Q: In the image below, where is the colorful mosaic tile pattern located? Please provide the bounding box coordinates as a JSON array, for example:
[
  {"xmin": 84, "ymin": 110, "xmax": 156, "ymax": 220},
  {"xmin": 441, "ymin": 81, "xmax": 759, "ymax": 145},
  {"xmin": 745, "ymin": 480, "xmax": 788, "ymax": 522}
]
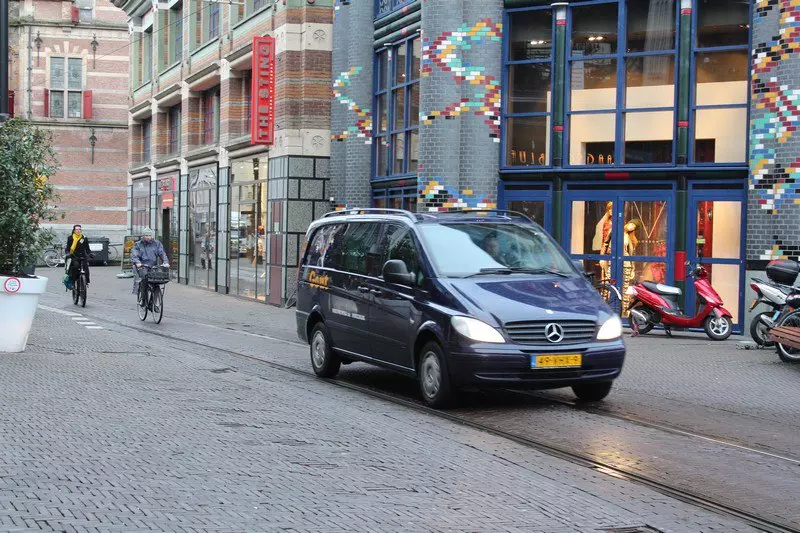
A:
[
  {"xmin": 759, "ymin": 242, "xmax": 800, "ymax": 261},
  {"xmin": 419, "ymin": 179, "xmax": 497, "ymax": 212},
  {"xmin": 420, "ymin": 20, "xmax": 503, "ymax": 142},
  {"xmin": 332, "ymin": 66, "xmax": 373, "ymax": 144},
  {"xmin": 750, "ymin": 0, "xmax": 800, "ymax": 213}
]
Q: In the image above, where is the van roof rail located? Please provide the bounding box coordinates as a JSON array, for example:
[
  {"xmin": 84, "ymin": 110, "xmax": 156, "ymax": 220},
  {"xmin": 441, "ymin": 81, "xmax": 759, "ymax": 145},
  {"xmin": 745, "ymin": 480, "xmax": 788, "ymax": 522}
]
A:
[
  {"xmin": 431, "ymin": 209, "xmax": 534, "ymax": 223},
  {"xmin": 322, "ymin": 208, "xmax": 419, "ymax": 222}
]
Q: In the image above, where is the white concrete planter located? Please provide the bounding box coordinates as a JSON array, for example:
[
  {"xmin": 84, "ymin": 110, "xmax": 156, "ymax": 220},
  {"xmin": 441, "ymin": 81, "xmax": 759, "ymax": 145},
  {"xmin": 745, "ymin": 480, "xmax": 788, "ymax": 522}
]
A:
[{"xmin": 0, "ymin": 275, "xmax": 48, "ymax": 352}]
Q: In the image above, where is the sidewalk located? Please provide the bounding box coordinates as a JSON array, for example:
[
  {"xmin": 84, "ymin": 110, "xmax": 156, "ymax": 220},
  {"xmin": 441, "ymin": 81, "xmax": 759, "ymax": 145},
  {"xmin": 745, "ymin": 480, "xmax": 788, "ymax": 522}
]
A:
[{"xmin": 0, "ymin": 279, "xmax": 758, "ymax": 531}]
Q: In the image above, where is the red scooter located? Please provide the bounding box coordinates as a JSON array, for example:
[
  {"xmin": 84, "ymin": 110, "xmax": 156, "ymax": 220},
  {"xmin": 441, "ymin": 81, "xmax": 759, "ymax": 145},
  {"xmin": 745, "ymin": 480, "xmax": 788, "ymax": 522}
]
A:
[{"xmin": 626, "ymin": 262, "xmax": 733, "ymax": 340}]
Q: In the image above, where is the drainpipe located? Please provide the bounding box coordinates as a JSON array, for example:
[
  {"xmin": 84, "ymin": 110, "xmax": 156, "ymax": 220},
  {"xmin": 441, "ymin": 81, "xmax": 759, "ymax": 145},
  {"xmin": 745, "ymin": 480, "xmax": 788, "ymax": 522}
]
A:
[{"xmin": 27, "ymin": 25, "xmax": 33, "ymax": 120}]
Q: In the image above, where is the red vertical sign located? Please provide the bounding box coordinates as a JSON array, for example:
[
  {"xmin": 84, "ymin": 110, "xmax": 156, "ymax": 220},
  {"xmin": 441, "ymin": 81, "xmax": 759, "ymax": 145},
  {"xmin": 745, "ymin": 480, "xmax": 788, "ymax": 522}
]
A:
[{"xmin": 250, "ymin": 36, "xmax": 275, "ymax": 145}]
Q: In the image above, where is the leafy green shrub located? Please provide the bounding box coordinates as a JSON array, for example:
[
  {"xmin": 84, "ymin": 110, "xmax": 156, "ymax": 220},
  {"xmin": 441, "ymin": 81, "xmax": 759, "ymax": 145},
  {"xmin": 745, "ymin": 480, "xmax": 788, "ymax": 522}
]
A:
[{"xmin": 0, "ymin": 119, "xmax": 61, "ymax": 276}]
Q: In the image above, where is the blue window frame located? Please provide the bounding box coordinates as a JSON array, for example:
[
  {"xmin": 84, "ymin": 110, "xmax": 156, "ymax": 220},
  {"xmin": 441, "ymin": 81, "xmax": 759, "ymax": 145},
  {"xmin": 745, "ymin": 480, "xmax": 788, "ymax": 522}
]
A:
[
  {"xmin": 565, "ymin": 0, "xmax": 679, "ymax": 168},
  {"xmin": 689, "ymin": 0, "xmax": 751, "ymax": 166},
  {"xmin": 373, "ymin": 35, "xmax": 420, "ymax": 181},
  {"xmin": 372, "ymin": 186, "xmax": 418, "ymax": 212},
  {"xmin": 499, "ymin": 182, "xmax": 553, "ymax": 232},
  {"xmin": 172, "ymin": 3, "xmax": 183, "ymax": 65},
  {"xmin": 375, "ymin": 0, "xmax": 415, "ymax": 20},
  {"xmin": 502, "ymin": 5, "xmax": 555, "ymax": 169}
]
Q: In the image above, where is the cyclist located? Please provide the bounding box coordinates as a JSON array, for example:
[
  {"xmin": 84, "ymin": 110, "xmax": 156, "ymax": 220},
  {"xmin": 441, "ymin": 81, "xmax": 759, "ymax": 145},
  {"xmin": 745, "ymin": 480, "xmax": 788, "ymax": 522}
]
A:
[
  {"xmin": 131, "ymin": 227, "xmax": 170, "ymax": 296},
  {"xmin": 65, "ymin": 224, "xmax": 91, "ymax": 285}
]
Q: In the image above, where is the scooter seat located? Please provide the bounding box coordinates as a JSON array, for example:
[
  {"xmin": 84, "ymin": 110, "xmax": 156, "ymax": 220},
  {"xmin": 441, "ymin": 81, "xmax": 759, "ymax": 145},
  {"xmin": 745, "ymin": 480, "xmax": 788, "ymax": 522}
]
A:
[{"xmin": 642, "ymin": 281, "xmax": 682, "ymax": 296}]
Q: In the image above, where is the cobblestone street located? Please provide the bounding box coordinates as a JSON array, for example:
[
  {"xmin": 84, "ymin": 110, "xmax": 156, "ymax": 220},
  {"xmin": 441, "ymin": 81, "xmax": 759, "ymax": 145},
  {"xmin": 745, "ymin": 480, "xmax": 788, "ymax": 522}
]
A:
[{"xmin": 0, "ymin": 267, "xmax": 797, "ymax": 532}]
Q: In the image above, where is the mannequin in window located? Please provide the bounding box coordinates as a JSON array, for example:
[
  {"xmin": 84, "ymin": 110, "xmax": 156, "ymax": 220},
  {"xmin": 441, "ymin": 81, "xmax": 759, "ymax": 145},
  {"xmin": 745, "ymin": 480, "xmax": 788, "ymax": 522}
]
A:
[
  {"xmin": 622, "ymin": 218, "xmax": 643, "ymax": 310},
  {"xmin": 592, "ymin": 201, "xmax": 613, "ymax": 279}
]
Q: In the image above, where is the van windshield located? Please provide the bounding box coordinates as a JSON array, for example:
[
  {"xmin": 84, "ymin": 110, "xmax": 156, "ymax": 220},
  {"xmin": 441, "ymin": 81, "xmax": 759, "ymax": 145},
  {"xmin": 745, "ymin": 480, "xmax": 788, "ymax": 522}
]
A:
[{"xmin": 418, "ymin": 222, "xmax": 575, "ymax": 278}]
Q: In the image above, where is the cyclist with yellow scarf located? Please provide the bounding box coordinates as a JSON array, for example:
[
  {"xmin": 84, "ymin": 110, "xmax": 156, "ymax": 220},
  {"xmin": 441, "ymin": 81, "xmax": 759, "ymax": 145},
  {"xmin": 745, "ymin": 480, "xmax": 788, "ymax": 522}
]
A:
[{"xmin": 65, "ymin": 224, "xmax": 92, "ymax": 284}]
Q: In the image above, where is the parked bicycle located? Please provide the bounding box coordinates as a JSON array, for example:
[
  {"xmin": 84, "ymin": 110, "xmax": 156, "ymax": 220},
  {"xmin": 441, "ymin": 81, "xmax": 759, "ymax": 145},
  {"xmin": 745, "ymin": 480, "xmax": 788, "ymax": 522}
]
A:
[
  {"xmin": 594, "ymin": 278, "xmax": 623, "ymax": 317},
  {"xmin": 71, "ymin": 255, "xmax": 89, "ymax": 307},
  {"xmin": 43, "ymin": 245, "xmax": 65, "ymax": 268},
  {"xmin": 137, "ymin": 265, "xmax": 169, "ymax": 324}
]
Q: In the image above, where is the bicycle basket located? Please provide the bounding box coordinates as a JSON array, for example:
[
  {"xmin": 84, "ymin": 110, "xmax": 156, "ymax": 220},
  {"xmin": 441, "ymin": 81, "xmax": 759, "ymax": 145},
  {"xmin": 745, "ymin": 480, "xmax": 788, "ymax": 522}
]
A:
[{"xmin": 146, "ymin": 267, "xmax": 171, "ymax": 284}]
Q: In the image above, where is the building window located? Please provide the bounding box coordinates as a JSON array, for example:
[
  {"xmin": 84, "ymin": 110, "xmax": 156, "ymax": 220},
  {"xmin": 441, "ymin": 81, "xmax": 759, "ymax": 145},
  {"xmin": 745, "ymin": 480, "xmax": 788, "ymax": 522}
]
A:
[
  {"xmin": 372, "ymin": 187, "xmax": 417, "ymax": 211},
  {"xmin": 504, "ymin": 7, "xmax": 554, "ymax": 167},
  {"xmin": 566, "ymin": 0, "xmax": 678, "ymax": 167},
  {"xmin": 168, "ymin": 105, "xmax": 181, "ymax": 155},
  {"xmin": 203, "ymin": 88, "xmax": 220, "ymax": 145},
  {"xmin": 142, "ymin": 119, "xmax": 152, "ymax": 163},
  {"xmin": 132, "ymin": 178, "xmax": 150, "ymax": 233},
  {"xmin": 243, "ymin": 72, "xmax": 252, "ymax": 133},
  {"xmin": 373, "ymin": 36, "xmax": 421, "ymax": 180},
  {"xmin": 208, "ymin": 2, "xmax": 220, "ymax": 40},
  {"xmin": 691, "ymin": 0, "xmax": 749, "ymax": 164},
  {"xmin": 76, "ymin": 0, "xmax": 93, "ymax": 23},
  {"xmin": 49, "ymin": 57, "xmax": 84, "ymax": 119},
  {"xmin": 171, "ymin": 2, "xmax": 183, "ymax": 65},
  {"xmin": 374, "ymin": 0, "xmax": 415, "ymax": 20},
  {"xmin": 142, "ymin": 28, "xmax": 153, "ymax": 83}
]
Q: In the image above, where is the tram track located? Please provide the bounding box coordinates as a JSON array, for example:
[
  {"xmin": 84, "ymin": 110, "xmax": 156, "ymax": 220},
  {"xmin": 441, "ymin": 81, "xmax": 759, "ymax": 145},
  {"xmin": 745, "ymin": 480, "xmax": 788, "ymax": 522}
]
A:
[{"xmin": 50, "ymin": 300, "xmax": 800, "ymax": 533}]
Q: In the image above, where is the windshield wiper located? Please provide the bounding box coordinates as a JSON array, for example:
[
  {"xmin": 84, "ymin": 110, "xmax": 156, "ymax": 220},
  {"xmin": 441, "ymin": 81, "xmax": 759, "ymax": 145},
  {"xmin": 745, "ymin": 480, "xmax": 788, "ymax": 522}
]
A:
[
  {"xmin": 464, "ymin": 267, "xmax": 514, "ymax": 278},
  {"xmin": 509, "ymin": 267, "xmax": 571, "ymax": 278}
]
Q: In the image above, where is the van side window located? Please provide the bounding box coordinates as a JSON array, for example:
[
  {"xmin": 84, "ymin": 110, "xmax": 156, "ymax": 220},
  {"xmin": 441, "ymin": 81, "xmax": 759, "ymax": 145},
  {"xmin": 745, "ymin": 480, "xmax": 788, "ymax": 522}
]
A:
[
  {"xmin": 381, "ymin": 225, "xmax": 422, "ymax": 284},
  {"xmin": 340, "ymin": 222, "xmax": 381, "ymax": 275},
  {"xmin": 306, "ymin": 224, "xmax": 346, "ymax": 270}
]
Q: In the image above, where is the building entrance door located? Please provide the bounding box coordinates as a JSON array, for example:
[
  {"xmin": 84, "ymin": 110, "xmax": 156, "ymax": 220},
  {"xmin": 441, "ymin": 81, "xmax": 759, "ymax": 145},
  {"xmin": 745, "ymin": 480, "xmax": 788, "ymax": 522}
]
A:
[
  {"xmin": 501, "ymin": 184, "xmax": 552, "ymax": 232},
  {"xmin": 565, "ymin": 188, "xmax": 674, "ymax": 317},
  {"xmin": 687, "ymin": 187, "xmax": 745, "ymax": 330}
]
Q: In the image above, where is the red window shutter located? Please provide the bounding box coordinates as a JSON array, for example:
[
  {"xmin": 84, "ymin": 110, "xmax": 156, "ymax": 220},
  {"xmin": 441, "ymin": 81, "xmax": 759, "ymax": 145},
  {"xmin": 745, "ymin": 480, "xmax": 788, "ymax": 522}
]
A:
[
  {"xmin": 83, "ymin": 90, "xmax": 93, "ymax": 119},
  {"xmin": 71, "ymin": 5, "xmax": 79, "ymax": 23},
  {"xmin": 44, "ymin": 88, "xmax": 49, "ymax": 117},
  {"xmin": 8, "ymin": 91, "xmax": 14, "ymax": 118}
]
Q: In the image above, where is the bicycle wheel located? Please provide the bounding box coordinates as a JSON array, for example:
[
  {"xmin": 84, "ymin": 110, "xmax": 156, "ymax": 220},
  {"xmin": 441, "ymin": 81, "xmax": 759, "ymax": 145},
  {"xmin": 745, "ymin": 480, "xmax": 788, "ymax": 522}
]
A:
[
  {"xmin": 79, "ymin": 274, "xmax": 87, "ymax": 307},
  {"xmin": 776, "ymin": 309, "xmax": 800, "ymax": 363},
  {"xmin": 108, "ymin": 245, "xmax": 119, "ymax": 263},
  {"xmin": 44, "ymin": 249, "xmax": 60, "ymax": 268},
  {"xmin": 150, "ymin": 285, "xmax": 164, "ymax": 324},
  {"xmin": 137, "ymin": 283, "xmax": 148, "ymax": 321},
  {"xmin": 597, "ymin": 283, "xmax": 623, "ymax": 316}
]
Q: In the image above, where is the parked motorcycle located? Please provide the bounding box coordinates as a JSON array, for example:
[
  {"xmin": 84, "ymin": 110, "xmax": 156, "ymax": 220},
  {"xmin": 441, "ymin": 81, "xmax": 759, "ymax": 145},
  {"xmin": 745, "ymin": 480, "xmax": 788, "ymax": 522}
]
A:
[
  {"xmin": 748, "ymin": 278, "xmax": 792, "ymax": 346},
  {"xmin": 626, "ymin": 262, "xmax": 733, "ymax": 341},
  {"xmin": 749, "ymin": 260, "xmax": 800, "ymax": 347}
]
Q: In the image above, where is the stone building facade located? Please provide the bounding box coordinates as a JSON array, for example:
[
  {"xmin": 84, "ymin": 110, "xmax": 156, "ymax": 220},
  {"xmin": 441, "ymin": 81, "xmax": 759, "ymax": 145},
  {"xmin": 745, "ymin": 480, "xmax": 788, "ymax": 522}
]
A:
[
  {"xmin": 9, "ymin": 0, "xmax": 130, "ymax": 244},
  {"xmin": 332, "ymin": 0, "xmax": 769, "ymax": 333},
  {"xmin": 113, "ymin": 0, "xmax": 332, "ymax": 305}
]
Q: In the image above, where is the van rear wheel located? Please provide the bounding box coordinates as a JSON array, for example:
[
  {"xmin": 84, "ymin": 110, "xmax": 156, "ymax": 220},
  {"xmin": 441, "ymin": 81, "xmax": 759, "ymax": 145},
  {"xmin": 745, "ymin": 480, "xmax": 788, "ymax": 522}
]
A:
[
  {"xmin": 310, "ymin": 322, "xmax": 341, "ymax": 378},
  {"xmin": 418, "ymin": 342, "xmax": 454, "ymax": 409},
  {"xmin": 572, "ymin": 381, "xmax": 613, "ymax": 402}
]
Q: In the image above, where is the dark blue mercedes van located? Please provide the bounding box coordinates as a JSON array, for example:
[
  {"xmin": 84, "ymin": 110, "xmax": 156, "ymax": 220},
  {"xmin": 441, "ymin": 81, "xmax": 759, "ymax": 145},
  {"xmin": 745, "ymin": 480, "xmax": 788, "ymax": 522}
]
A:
[{"xmin": 295, "ymin": 209, "xmax": 625, "ymax": 408}]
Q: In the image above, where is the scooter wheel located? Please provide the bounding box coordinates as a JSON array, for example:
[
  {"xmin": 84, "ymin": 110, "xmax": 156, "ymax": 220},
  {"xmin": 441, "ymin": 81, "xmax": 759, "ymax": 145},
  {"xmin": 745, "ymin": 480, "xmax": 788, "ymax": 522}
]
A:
[
  {"xmin": 750, "ymin": 312, "xmax": 775, "ymax": 347},
  {"xmin": 704, "ymin": 315, "xmax": 732, "ymax": 341},
  {"xmin": 630, "ymin": 308, "xmax": 654, "ymax": 335}
]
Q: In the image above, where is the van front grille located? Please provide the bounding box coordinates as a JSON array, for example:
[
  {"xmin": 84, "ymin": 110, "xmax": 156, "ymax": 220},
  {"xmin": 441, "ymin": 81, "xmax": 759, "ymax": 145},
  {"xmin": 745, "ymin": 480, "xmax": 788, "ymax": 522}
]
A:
[{"xmin": 504, "ymin": 320, "xmax": 597, "ymax": 345}]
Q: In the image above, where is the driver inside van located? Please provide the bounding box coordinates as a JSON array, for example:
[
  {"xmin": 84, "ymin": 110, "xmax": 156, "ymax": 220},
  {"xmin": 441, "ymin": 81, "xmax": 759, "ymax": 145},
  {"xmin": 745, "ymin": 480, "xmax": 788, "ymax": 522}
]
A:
[{"xmin": 482, "ymin": 233, "xmax": 502, "ymax": 262}]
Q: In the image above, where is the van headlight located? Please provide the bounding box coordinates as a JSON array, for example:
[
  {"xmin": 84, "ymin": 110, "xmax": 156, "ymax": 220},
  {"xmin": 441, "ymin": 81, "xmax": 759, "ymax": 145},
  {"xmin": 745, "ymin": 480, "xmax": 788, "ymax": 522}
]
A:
[
  {"xmin": 451, "ymin": 316, "xmax": 506, "ymax": 343},
  {"xmin": 597, "ymin": 315, "xmax": 623, "ymax": 340}
]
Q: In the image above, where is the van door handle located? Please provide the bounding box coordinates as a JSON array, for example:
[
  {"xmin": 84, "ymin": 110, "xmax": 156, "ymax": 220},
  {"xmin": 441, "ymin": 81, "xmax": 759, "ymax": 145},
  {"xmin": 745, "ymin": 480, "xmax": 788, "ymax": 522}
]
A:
[
  {"xmin": 358, "ymin": 286, "xmax": 370, "ymax": 293},
  {"xmin": 370, "ymin": 288, "xmax": 382, "ymax": 295}
]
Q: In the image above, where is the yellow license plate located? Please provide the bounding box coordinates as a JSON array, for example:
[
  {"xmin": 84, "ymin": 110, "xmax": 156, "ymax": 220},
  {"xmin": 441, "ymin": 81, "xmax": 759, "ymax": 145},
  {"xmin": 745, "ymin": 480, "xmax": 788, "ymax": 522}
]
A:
[{"xmin": 531, "ymin": 354, "xmax": 582, "ymax": 369}]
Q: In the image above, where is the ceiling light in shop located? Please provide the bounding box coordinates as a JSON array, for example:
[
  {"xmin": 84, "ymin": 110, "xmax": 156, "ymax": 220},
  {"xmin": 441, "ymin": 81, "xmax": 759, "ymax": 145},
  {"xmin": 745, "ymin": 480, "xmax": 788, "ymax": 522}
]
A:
[{"xmin": 529, "ymin": 40, "xmax": 547, "ymax": 45}]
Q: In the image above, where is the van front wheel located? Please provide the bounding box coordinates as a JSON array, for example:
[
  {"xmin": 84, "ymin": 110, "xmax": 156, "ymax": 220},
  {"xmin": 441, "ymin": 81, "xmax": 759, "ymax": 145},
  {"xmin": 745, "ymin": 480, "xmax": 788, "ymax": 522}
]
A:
[
  {"xmin": 418, "ymin": 342, "xmax": 454, "ymax": 409},
  {"xmin": 310, "ymin": 322, "xmax": 341, "ymax": 378}
]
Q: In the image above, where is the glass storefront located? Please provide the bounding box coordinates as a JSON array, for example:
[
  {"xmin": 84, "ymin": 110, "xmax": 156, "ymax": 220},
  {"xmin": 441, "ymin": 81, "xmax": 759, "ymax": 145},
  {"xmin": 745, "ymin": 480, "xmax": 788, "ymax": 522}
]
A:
[
  {"xmin": 229, "ymin": 158, "xmax": 268, "ymax": 301},
  {"xmin": 155, "ymin": 174, "xmax": 179, "ymax": 280},
  {"xmin": 132, "ymin": 178, "xmax": 150, "ymax": 234},
  {"xmin": 373, "ymin": 187, "xmax": 417, "ymax": 211},
  {"xmin": 188, "ymin": 165, "xmax": 218, "ymax": 289}
]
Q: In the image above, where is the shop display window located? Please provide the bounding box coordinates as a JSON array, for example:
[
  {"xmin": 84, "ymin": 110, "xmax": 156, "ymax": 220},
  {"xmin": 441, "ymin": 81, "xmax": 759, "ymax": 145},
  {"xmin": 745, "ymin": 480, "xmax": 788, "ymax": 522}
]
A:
[
  {"xmin": 230, "ymin": 158, "xmax": 268, "ymax": 301},
  {"xmin": 504, "ymin": 6, "xmax": 553, "ymax": 168},
  {"xmin": 132, "ymin": 178, "xmax": 150, "ymax": 234},
  {"xmin": 188, "ymin": 166, "xmax": 218, "ymax": 290}
]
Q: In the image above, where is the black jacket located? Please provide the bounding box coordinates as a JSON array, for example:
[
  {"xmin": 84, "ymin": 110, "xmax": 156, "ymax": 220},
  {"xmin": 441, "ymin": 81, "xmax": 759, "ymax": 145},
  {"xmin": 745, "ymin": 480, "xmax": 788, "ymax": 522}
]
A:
[{"xmin": 65, "ymin": 235, "xmax": 91, "ymax": 258}]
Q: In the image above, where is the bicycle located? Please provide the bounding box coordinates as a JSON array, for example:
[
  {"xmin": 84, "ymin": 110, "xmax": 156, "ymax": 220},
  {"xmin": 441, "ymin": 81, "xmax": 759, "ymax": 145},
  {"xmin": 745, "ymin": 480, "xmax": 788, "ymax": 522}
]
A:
[
  {"xmin": 43, "ymin": 246, "xmax": 65, "ymax": 268},
  {"xmin": 137, "ymin": 265, "xmax": 170, "ymax": 324},
  {"xmin": 71, "ymin": 255, "xmax": 89, "ymax": 308},
  {"xmin": 593, "ymin": 277, "xmax": 623, "ymax": 317}
]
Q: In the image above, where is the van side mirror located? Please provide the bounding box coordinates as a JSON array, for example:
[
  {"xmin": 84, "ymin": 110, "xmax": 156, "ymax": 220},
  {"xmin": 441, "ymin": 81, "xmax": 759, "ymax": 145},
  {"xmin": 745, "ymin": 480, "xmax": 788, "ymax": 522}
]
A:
[{"xmin": 383, "ymin": 259, "xmax": 414, "ymax": 285}]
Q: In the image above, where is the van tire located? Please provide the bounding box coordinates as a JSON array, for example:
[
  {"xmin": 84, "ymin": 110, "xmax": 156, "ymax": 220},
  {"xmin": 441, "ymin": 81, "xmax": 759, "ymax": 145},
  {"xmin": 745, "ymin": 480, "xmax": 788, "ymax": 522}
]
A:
[
  {"xmin": 310, "ymin": 322, "xmax": 341, "ymax": 378},
  {"xmin": 418, "ymin": 341, "xmax": 454, "ymax": 409},
  {"xmin": 572, "ymin": 381, "xmax": 613, "ymax": 402}
]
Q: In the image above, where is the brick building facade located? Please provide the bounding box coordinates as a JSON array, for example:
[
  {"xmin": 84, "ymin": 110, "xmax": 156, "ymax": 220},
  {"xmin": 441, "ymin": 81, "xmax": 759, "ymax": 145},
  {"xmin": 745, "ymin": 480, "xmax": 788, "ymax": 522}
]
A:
[
  {"xmin": 9, "ymin": 0, "xmax": 130, "ymax": 244},
  {"xmin": 113, "ymin": 0, "xmax": 332, "ymax": 305},
  {"xmin": 332, "ymin": 0, "xmax": 779, "ymax": 333}
]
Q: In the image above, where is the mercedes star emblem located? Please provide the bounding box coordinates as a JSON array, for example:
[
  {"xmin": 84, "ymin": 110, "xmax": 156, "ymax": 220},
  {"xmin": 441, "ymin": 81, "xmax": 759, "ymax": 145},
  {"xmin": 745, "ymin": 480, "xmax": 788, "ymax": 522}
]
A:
[{"xmin": 544, "ymin": 323, "xmax": 564, "ymax": 343}]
